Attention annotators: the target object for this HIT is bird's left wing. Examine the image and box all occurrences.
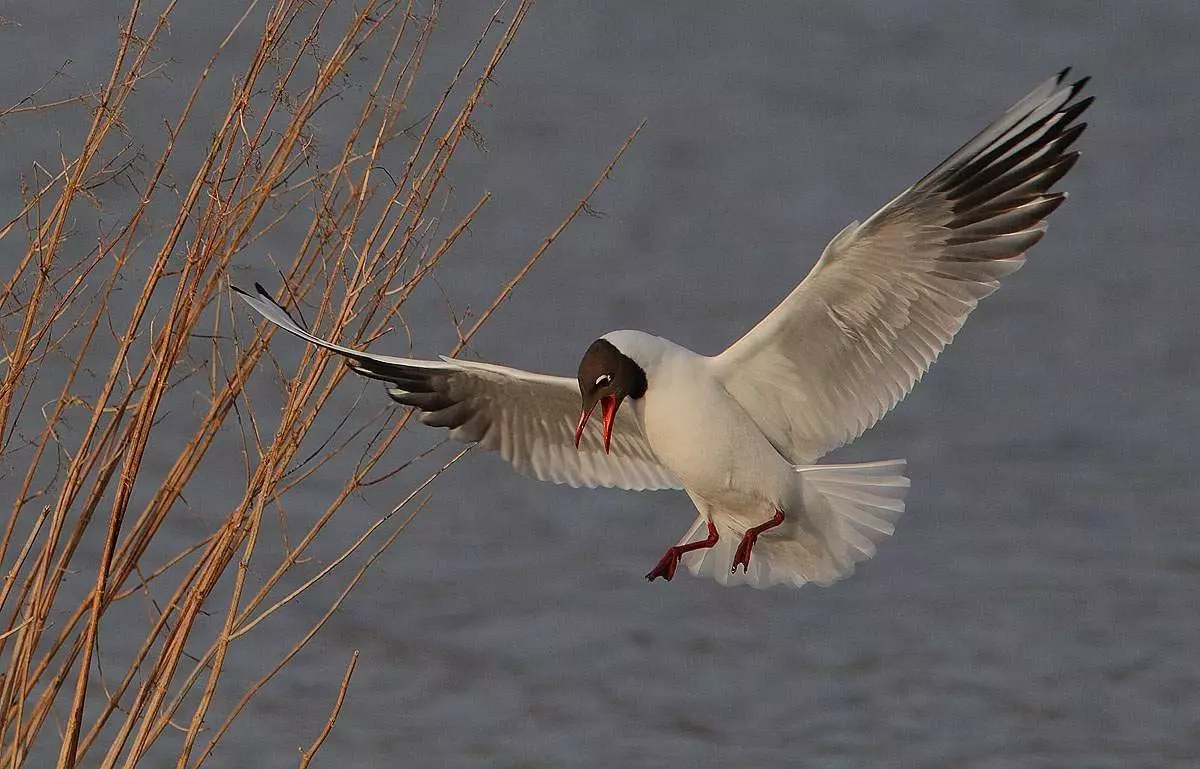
[711,70,1092,463]
[235,284,681,491]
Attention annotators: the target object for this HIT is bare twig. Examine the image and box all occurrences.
[453,120,647,356]
[298,651,359,769]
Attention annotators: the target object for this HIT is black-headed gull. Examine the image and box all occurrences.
[236,70,1091,588]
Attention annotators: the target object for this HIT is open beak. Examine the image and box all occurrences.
[574,393,622,453]
[573,401,597,449]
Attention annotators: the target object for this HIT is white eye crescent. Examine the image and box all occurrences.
[594,373,612,388]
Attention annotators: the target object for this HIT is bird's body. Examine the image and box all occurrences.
[608,331,793,508]
[236,70,1091,589]
[599,330,906,587]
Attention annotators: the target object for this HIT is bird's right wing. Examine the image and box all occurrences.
[235,284,681,491]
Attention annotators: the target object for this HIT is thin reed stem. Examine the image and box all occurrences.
[0,1,642,766]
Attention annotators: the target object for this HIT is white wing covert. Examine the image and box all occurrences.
[235,284,681,491]
[713,70,1092,463]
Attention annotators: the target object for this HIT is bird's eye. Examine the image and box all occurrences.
[594,373,612,388]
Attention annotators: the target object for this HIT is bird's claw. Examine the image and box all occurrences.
[731,509,783,573]
[731,533,756,573]
[646,548,681,581]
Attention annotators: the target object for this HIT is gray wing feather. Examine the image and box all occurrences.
[713,70,1092,462]
[234,284,680,491]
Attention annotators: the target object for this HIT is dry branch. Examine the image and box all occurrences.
[0,0,640,766]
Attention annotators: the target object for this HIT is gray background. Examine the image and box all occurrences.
[2,2,1197,767]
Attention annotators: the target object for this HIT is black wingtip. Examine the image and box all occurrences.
[1057,150,1083,175]
[1053,67,1092,99]
[254,281,270,297]
[1060,96,1095,126]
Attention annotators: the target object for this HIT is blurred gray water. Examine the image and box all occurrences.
[2,2,1198,767]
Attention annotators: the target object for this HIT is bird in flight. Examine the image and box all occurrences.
[236,70,1091,588]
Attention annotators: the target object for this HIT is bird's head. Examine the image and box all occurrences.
[574,337,647,454]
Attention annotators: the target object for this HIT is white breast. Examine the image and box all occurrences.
[610,332,795,513]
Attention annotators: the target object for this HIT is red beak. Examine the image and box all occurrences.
[574,402,597,449]
[574,394,621,454]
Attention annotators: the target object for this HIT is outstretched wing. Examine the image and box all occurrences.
[235,284,681,491]
[712,70,1092,463]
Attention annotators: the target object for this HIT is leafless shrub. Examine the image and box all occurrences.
[0,1,638,765]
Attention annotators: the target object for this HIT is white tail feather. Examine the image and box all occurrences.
[680,459,909,589]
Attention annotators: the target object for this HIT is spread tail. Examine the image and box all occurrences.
[680,459,909,589]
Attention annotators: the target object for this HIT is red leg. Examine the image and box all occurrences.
[646,521,719,582]
[732,508,785,573]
